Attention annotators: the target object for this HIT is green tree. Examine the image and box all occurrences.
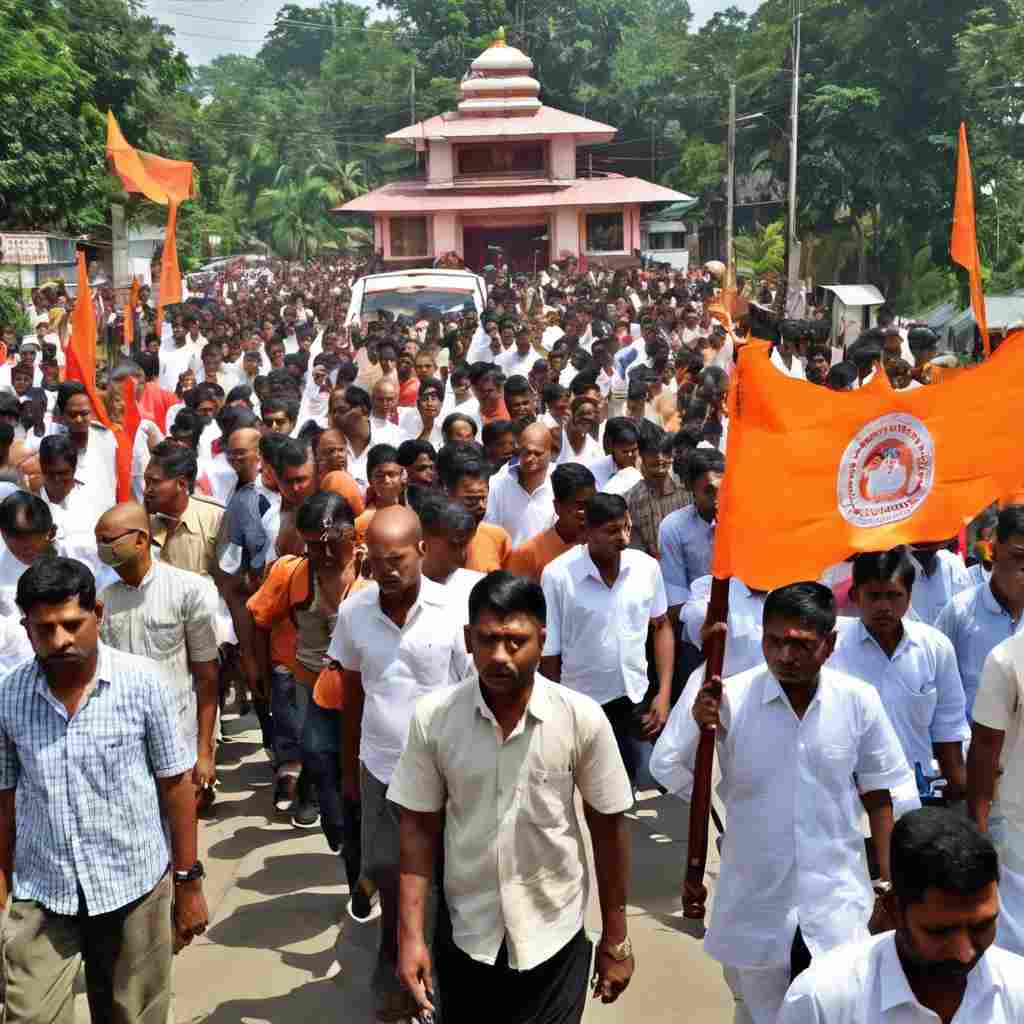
[664,138,725,197]
[733,219,785,279]
[254,170,339,259]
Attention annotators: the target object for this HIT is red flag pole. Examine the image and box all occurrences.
[683,573,731,919]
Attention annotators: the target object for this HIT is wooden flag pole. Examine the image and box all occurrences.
[683,574,731,919]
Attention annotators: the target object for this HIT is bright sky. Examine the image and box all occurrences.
[147,0,761,66]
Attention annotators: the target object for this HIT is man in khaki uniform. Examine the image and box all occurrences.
[143,441,224,579]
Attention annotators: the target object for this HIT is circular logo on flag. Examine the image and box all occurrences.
[837,414,935,527]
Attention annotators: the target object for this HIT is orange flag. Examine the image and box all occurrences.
[67,252,114,433]
[951,123,990,357]
[105,111,194,205]
[123,276,140,351]
[711,340,1024,590]
[156,201,182,328]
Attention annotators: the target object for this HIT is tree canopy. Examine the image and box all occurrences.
[2,0,1023,299]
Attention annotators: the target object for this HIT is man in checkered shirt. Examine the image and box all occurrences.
[0,556,208,1024]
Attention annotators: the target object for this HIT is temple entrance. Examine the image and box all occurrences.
[462,224,549,275]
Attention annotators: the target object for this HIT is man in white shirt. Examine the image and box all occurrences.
[936,506,1024,718]
[95,502,220,794]
[328,507,472,1022]
[908,541,971,626]
[484,422,555,547]
[495,324,540,378]
[158,322,201,392]
[592,417,643,494]
[53,382,117,517]
[555,395,604,470]
[830,549,969,809]
[540,492,674,783]
[968,628,1024,954]
[418,496,483,613]
[652,582,916,1024]
[389,572,635,1022]
[780,807,1024,1023]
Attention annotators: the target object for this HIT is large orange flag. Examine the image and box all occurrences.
[711,341,1024,590]
[67,253,114,433]
[951,123,990,357]
[156,201,182,325]
[105,111,194,205]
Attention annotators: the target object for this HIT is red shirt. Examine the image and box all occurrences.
[398,376,420,407]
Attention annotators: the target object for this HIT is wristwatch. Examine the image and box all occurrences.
[873,880,893,898]
[599,937,633,961]
[173,861,205,885]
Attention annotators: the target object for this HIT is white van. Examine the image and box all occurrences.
[344,268,488,327]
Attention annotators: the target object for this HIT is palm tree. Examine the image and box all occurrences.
[310,150,367,205]
[204,170,248,253]
[254,170,335,260]
[733,220,786,281]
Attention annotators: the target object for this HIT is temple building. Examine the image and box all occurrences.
[338,33,690,272]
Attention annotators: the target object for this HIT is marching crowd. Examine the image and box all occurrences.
[0,254,1021,1024]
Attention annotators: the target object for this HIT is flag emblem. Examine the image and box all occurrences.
[837,414,935,528]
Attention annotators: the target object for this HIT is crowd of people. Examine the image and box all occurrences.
[0,252,1021,1024]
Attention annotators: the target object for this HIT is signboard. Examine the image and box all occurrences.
[0,234,51,265]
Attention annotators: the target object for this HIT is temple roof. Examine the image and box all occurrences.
[336,174,690,213]
[387,105,616,144]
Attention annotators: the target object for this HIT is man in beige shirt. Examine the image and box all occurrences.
[143,441,224,578]
[389,572,635,1024]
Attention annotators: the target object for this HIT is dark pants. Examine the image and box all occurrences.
[300,701,361,888]
[270,670,309,765]
[437,926,592,1024]
[602,696,642,784]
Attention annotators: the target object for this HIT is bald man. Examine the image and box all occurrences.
[328,506,473,1020]
[97,502,221,799]
[484,421,557,546]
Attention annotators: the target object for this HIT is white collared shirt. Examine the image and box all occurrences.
[829,618,969,789]
[397,408,444,449]
[780,932,1024,1023]
[650,665,916,968]
[556,430,604,471]
[973,631,1024,846]
[680,576,766,677]
[327,576,473,784]
[98,561,219,750]
[495,346,540,378]
[909,549,971,626]
[387,675,633,971]
[345,421,408,495]
[484,466,555,547]
[541,545,668,704]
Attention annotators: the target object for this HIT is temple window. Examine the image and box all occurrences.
[389,217,429,258]
[586,212,625,253]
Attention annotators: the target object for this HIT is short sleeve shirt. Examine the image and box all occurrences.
[218,482,273,575]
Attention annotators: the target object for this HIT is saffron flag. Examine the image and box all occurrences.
[67,252,114,433]
[711,340,1024,591]
[123,276,140,351]
[156,201,182,325]
[105,111,194,206]
[951,123,990,357]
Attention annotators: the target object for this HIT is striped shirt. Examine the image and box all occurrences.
[0,643,193,915]
[99,561,219,750]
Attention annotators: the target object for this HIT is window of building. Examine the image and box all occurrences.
[390,217,428,258]
[586,212,625,253]
[456,143,546,176]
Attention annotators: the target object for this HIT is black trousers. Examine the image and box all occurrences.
[437,926,592,1024]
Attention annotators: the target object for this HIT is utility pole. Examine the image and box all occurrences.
[651,119,656,182]
[410,64,417,174]
[726,82,736,288]
[786,0,802,315]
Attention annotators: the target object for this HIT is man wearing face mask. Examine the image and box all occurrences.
[780,808,1024,1022]
[95,502,220,799]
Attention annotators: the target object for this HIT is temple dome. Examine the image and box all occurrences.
[458,34,542,117]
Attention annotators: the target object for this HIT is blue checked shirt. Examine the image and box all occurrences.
[0,642,194,916]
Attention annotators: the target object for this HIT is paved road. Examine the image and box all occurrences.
[160,711,734,1023]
